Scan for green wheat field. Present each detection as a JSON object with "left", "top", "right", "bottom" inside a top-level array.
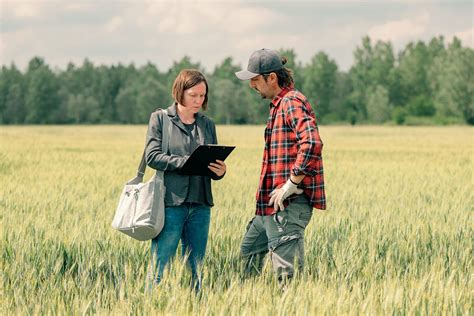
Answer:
[{"left": 1, "top": 125, "right": 473, "bottom": 314}]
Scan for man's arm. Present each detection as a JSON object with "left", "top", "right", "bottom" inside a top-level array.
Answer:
[
  {"left": 284, "top": 98, "right": 322, "bottom": 177},
  {"left": 290, "top": 174, "right": 305, "bottom": 185},
  {"left": 269, "top": 97, "right": 321, "bottom": 212}
]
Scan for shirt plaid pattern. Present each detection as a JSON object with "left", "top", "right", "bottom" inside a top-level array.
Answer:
[{"left": 256, "top": 87, "right": 326, "bottom": 215}]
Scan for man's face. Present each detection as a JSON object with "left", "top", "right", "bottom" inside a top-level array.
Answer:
[{"left": 249, "top": 75, "right": 273, "bottom": 99}]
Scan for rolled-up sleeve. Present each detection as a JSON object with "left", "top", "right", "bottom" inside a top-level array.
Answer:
[
  {"left": 284, "top": 100, "right": 323, "bottom": 176},
  {"left": 145, "top": 111, "right": 188, "bottom": 171}
]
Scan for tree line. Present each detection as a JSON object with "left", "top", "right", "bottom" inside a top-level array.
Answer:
[{"left": 1, "top": 36, "right": 472, "bottom": 125}]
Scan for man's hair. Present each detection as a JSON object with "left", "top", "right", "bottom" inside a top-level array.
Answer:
[
  {"left": 172, "top": 69, "right": 209, "bottom": 110},
  {"left": 263, "top": 57, "right": 294, "bottom": 88}
]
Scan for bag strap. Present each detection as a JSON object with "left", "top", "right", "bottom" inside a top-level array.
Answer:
[{"left": 136, "top": 109, "right": 171, "bottom": 179}]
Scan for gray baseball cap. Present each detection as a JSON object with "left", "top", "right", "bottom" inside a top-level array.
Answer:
[{"left": 235, "top": 48, "right": 283, "bottom": 80}]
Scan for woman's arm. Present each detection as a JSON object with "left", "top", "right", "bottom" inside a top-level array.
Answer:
[{"left": 145, "top": 111, "right": 188, "bottom": 171}]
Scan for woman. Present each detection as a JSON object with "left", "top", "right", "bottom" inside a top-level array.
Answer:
[{"left": 145, "top": 69, "right": 226, "bottom": 289}]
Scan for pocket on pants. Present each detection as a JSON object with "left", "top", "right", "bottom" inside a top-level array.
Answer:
[
  {"left": 273, "top": 211, "right": 288, "bottom": 233},
  {"left": 282, "top": 201, "right": 312, "bottom": 229},
  {"left": 246, "top": 217, "right": 256, "bottom": 232},
  {"left": 298, "top": 207, "right": 312, "bottom": 228}
]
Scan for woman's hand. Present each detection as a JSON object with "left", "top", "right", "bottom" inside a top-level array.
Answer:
[{"left": 208, "top": 159, "right": 226, "bottom": 177}]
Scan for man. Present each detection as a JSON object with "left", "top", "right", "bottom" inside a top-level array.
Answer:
[{"left": 235, "top": 48, "right": 326, "bottom": 283}]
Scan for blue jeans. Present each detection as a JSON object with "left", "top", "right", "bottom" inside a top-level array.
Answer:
[{"left": 149, "top": 203, "right": 210, "bottom": 289}]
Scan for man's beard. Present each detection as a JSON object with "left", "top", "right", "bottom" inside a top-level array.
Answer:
[{"left": 255, "top": 88, "right": 267, "bottom": 99}]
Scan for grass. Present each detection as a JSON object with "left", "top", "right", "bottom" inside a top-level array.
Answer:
[{"left": 1, "top": 125, "right": 473, "bottom": 314}]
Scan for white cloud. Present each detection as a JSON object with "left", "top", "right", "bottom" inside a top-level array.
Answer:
[
  {"left": 219, "top": 7, "right": 279, "bottom": 35},
  {"left": 104, "top": 16, "right": 124, "bottom": 33},
  {"left": 135, "top": 1, "right": 279, "bottom": 35},
  {"left": 7, "top": 2, "right": 41, "bottom": 18},
  {"left": 64, "top": 3, "right": 96, "bottom": 12},
  {"left": 368, "top": 12, "right": 430, "bottom": 42},
  {"left": 1, "top": 1, "right": 473, "bottom": 73}
]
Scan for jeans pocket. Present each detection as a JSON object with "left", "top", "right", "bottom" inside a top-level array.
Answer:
[
  {"left": 298, "top": 208, "right": 312, "bottom": 227},
  {"left": 246, "top": 217, "right": 256, "bottom": 232},
  {"left": 273, "top": 211, "right": 288, "bottom": 233}
]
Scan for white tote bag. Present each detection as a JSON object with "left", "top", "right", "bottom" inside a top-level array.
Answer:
[{"left": 112, "top": 110, "right": 170, "bottom": 241}]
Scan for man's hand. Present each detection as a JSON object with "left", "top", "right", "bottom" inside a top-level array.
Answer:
[
  {"left": 268, "top": 179, "right": 303, "bottom": 213},
  {"left": 208, "top": 159, "right": 226, "bottom": 177}
]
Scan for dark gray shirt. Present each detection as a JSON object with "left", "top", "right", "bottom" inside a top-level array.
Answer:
[{"left": 183, "top": 122, "right": 207, "bottom": 206}]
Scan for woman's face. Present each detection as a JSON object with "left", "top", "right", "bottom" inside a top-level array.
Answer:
[{"left": 182, "top": 81, "right": 207, "bottom": 113}]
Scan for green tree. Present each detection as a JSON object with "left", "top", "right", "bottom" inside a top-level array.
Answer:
[
  {"left": 430, "top": 38, "right": 474, "bottom": 124},
  {"left": 115, "top": 64, "right": 169, "bottom": 124},
  {"left": 212, "top": 79, "right": 251, "bottom": 124},
  {"left": 2, "top": 39, "right": 472, "bottom": 126},
  {"left": 25, "top": 57, "right": 60, "bottom": 123},
  {"left": 115, "top": 85, "right": 138, "bottom": 124},
  {"left": 397, "top": 41, "right": 431, "bottom": 107},
  {"left": 136, "top": 77, "right": 168, "bottom": 123},
  {"left": 406, "top": 95, "right": 435, "bottom": 117},
  {"left": 302, "top": 52, "right": 338, "bottom": 121},
  {"left": 209, "top": 57, "right": 243, "bottom": 123},
  {"left": 66, "top": 94, "right": 101, "bottom": 123},
  {"left": 5, "top": 83, "right": 26, "bottom": 124},
  {"left": 278, "top": 48, "right": 304, "bottom": 89},
  {"left": 327, "top": 71, "right": 353, "bottom": 123},
  {"left": 26, "top": 56, "right": 45, "bottom": 73},
  {"left": 349, "top": 37, "right": 395, "bottom": 122},
  {"left": 56, "top": 60, "right": 102, "bottom": 123},
  {"left": 0, "top": 63, "right": 26, "bottom": 124},
  {"left": 98, "top": 63, "right": 137, "bottom": 123},
  {"left": 0, "top": 67, "right": 7, "bottom": 122},
  {"left": 212, "top": 57, "right": 241, "bottom": 84},
  {"left": 366, "top": 85, "right": 391, "bottom": 123}
]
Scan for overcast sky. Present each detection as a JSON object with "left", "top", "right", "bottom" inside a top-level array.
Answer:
[{"left": 1, "top": 0, "right": 473, "bottom": 73}]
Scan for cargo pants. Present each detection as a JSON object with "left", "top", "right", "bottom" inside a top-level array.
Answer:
[{"left": 240, "top": 196, "right": 313, "bottom": 281}]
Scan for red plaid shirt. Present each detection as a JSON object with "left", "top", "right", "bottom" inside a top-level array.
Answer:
[{"left": 256, "top": 87, "right": 326, "bottom": 215}]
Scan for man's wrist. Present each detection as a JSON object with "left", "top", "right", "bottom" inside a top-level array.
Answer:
[
  {"left": 289, "top": 174, "right": 305, "bottom": 185},
  {"left": 289, "top": 178, "right": 299, "bottom": 185}
]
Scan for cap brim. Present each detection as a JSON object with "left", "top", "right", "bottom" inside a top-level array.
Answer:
[{"left": 235, "top": 70, "right": 259, "bottom": 80}]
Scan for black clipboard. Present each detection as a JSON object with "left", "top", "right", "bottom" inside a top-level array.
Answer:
[{"left": 180, "top": 144, "right": 235, "bottom": 177}]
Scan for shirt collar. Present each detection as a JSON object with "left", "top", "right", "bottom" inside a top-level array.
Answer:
[{"left": 270, "top": 84, "right": 294, "bottom": 108}]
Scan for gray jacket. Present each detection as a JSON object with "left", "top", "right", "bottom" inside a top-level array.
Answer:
[{"left": 145, "top": 104, "right": 222, "bottom": 207}]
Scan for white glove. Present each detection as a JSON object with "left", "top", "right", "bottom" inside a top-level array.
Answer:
[{"left": 268, "top": 179, "right": 303, "bottom": 212}]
